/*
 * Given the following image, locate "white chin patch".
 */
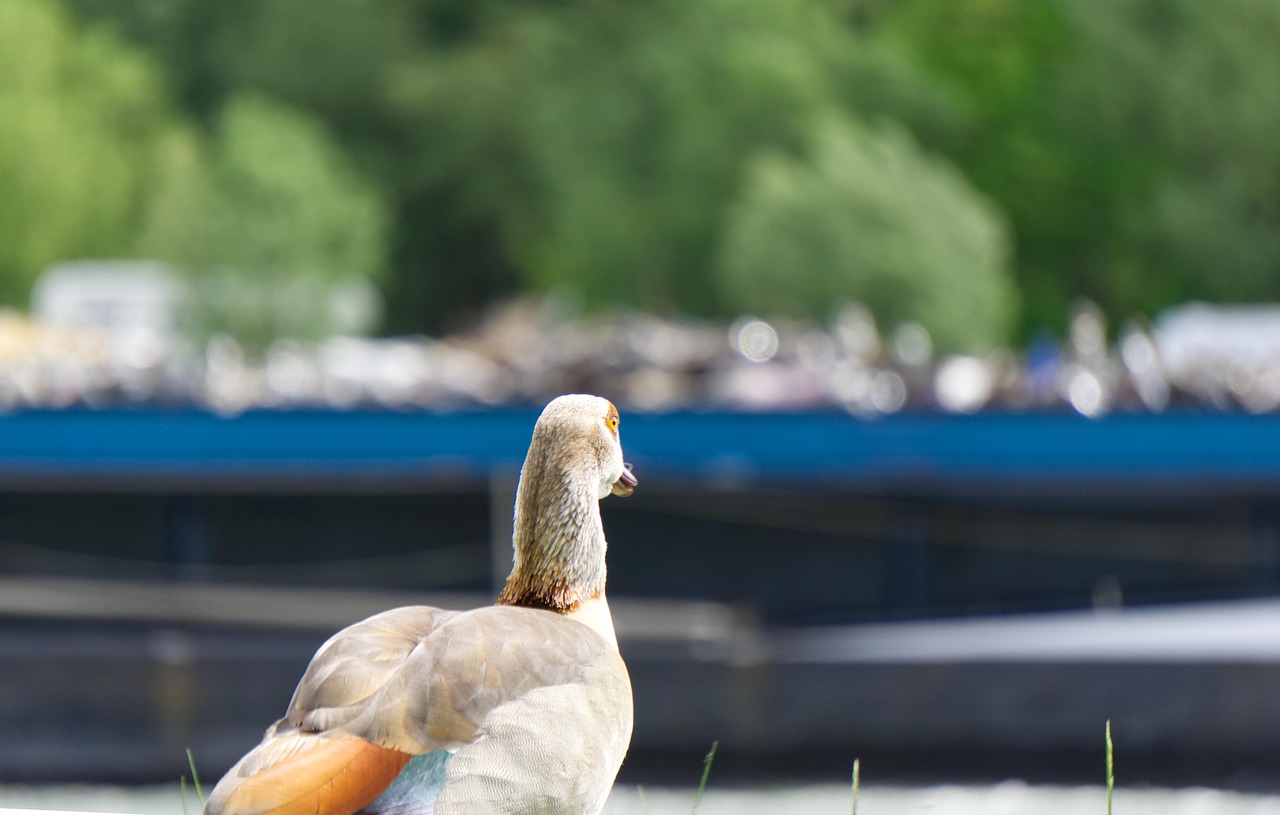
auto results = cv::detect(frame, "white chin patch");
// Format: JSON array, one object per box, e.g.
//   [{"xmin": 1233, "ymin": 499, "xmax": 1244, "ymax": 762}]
[{"xmin": 599, "ymin": 458, "xmax": 624, "ymax": 499}]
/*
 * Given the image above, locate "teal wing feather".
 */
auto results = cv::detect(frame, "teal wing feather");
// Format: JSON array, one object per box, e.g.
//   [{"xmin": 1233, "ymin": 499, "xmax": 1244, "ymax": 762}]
[{"xmin": 359, "ymin": 751, "xmax": 451, "ymax": 815}]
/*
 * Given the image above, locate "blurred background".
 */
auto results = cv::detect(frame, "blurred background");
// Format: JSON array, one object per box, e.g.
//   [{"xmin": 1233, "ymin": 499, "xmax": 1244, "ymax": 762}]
[{"xmin": 4, "ymin": 0, "xmax": 1280, "ymax": 804}]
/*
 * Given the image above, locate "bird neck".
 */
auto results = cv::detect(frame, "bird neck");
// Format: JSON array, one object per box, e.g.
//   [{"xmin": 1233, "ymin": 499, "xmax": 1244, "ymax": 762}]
[{"xmin": 496, "ymin": 454, "xmax": 608, "ymax": 615}]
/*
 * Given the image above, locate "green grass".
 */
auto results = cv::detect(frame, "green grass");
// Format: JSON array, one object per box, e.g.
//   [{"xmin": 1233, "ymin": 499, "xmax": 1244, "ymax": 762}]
[
  {"xmin": 851, "ymin": 758, "xmax": 860, "ymax": 815},
  {"xmin": 682, "ymin": 724, "xmax": 1115, "ymax": 814},
  {"xmin": 180, "ymin": 748, "xmax": 205, "ymax": 815},
  {"xmin": 1106, "ymin": 720, "xmax": 1115, "ymax": 815},
  {"xmin": 691, "ymin": 741, "xmax": 719, "ymax": 815}
]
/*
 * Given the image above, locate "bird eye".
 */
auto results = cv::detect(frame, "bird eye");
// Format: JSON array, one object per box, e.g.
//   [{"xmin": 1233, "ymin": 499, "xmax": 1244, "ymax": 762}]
[{"xmin": 608, "ymin": 416, "xmax": 619, "ymax": 431}]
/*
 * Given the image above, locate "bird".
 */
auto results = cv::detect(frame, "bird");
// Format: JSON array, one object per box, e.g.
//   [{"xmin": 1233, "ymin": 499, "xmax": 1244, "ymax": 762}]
[{"xmin": 205, "ymin": 394, "xmax": 638, "ymax": 815}]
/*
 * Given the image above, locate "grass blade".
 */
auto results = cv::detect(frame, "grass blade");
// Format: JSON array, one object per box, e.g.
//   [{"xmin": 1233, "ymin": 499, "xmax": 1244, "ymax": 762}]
[
  {"xmin": 187, "ymin": 748, "xmax": 206, "ymax": 809},
  {"xmin": 691, "ymin": 741, "xmax": 719, "ymax": 815},
  {"xmin": 1106, "ymin": 720, "xmax": 1114, "ymax": 815},
  {"xmin": 851, "ymin": 758, "xmax": 860, "ymax": 815},
  {"xmin": 180, "ymin": 776, "xmax": 189, "ymax": 815}
]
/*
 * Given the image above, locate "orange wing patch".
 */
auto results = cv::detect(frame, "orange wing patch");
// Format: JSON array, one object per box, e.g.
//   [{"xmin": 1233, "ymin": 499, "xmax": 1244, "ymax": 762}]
[{"xmin": 207, "ymin": 732, "xmax": 412, "ymax": 815}]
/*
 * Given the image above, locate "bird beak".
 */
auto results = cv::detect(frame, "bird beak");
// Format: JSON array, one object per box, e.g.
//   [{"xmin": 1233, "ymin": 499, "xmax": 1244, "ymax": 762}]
[{"xmin": 611, "ymin": 463, "xmax": 637, "ymax": 497}]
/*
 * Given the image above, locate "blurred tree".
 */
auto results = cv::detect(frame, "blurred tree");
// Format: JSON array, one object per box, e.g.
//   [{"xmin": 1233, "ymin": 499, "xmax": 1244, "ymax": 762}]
[
  {"xmin": 870, "ymin": 0, "xmax": 1280, "ymax": 333},
  {"xmin": 64, "ymin": 0, "xmax": 1280, "ymax": 346},
  {"xmin": 869, "ymin": 0, "xmax": 1079, "ymax": 335},
  {"xmin": 138, "ymin": 94, "xmax": 389, "ymax": 350},
  {"xmin": 1058, "ymin": 0, "xmax": 1280, "ymax": 311},
  {"xmin": 68, "ymin": 0, "xmax": 1022, "ymax": 345},
  {"xmin": 0, "ymin": 0, "xmax": 177, "ymax": 305},
  {"xmin": 62, "ymin": 0, "xmax": 253, "ymax": 120},
  {"xmin": 718, "ymin": 116, "xmax": 1015, "ymax": 352},
  {"xmin": 392, "ymin": 0, "xmax": 1011, "ymax": 331},
  {"xmin": 67, "ymin": 0, "xmax": 510, "ymax": 334}
]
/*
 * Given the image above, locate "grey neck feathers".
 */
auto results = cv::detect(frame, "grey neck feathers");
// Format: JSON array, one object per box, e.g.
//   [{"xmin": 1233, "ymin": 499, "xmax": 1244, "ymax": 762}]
[{"xmin": 497, "ymin": 439, "xmax": 607, "ymax": 612}]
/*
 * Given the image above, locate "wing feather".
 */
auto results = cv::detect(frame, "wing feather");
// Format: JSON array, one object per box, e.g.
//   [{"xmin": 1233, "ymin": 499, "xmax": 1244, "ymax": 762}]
[
  {"xmin": 207, "ymin": 603, "xmax": 630, "ymax": 815},
  {"xmin": 205, "ymin": 730, "xmax": 411, "ymax": 815}
]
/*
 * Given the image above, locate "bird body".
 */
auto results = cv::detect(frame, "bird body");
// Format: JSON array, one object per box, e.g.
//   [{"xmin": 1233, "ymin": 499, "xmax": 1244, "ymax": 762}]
[{"xmin": 206, "ymin": 395, "xmax": 636, "ymax": 815}]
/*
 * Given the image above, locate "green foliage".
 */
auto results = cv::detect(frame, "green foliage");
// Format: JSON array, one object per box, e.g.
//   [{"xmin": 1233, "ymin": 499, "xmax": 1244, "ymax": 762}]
[
  {"xmin": 391, "ymin": 0, "xmax": 867, "ymax": 319},
  {"xmin": 0, "ymin": 0, "xmax": 390, "ymax": 350},
  {"xmin": 66, "ymin": 0, "xmax": 1014, "ymax": 342},
  {"xmin": 141, "ymin": 94, "xmax": 386, "ymax": 280},
  {"xmin": 1059, "ymin": 0, "xmax": 1280, "ymax": 311},
  {"xmin": 718, "ymin": 116, "xmax": 1015, "ymax": 352},
  {"xmin": 0, "ymin": 0, "xmax": 176, "ymax": 305},
  {"xmin": 870, "ymin": 0, "xmax": 1081, "ymax": 334},
  {"xmin": 871, "ymin": 0, "xmax": 1280, "ymax": 334},
  {"xmin": 57, "ymin": 0, "xmax": 1280, "ymax": 344},
  {"xmin": 69, "ymin": 0, "xmax": 523, "ymax": 332},
  {"xmin": 139, "ymin": 94, "xmax": 389, "ymax": 349}
]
